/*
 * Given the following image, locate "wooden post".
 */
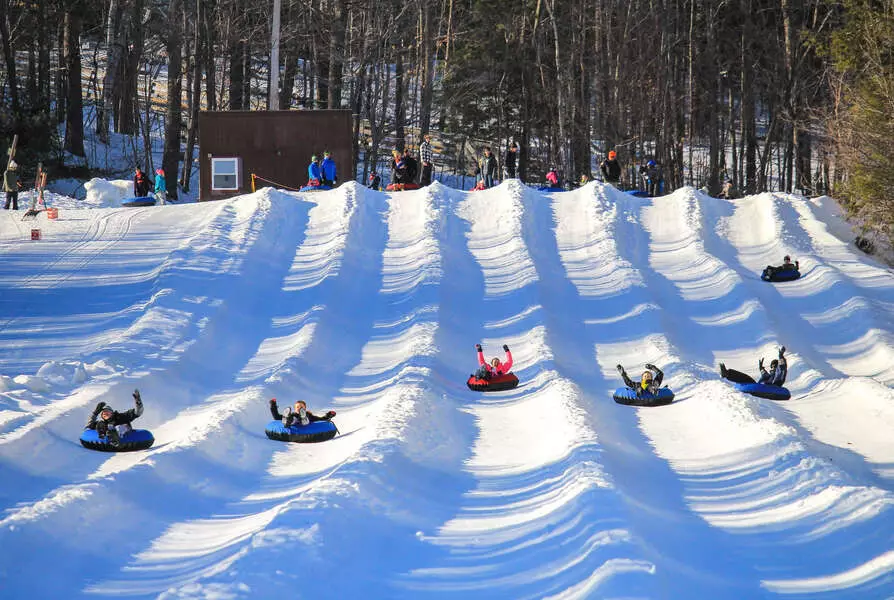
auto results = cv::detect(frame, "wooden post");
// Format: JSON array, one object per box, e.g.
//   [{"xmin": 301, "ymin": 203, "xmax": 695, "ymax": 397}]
[{"xmin": 6, "ymin": 134, "xmax": 17, "ymax": 170}]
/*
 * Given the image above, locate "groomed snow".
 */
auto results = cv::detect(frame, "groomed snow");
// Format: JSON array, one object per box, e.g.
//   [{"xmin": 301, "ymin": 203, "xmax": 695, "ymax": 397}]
[{"xmin": 1, "ymin": 181, "xmax": 892, "ymax": 599}]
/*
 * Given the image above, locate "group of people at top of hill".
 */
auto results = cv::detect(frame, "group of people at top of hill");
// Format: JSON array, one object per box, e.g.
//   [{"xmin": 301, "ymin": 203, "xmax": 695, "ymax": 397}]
[
  {"xmin": 307, "ymin": 151, "xmax": 338, "ymax": 187},
  {"xmin": 133, "ymin": 167, "xmax": 170, "ymax": 204}
]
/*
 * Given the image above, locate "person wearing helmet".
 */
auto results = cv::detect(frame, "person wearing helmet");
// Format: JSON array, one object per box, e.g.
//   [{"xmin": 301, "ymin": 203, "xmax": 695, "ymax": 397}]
[
  {"xmin": 3, "ymin": 159, "xmax": 22, "ymax": 210},
  {"xmin": 473, "ymin": 343, "xmax": 514, "ymax": 380},
  {"xmin": 720, "ymin": 346, "xmax": 788, "ymax": 386},
  {"xmin": 85, "ymin": 390, "xmax": 144, "ymax": 447},
  {"xmin": 307, "ymin": 155, "xmax": 323, "ymax": 187},
  {"xmin": 154, "ymin": 168, "xmax": 167, "ymax": 205},
  {"xmin": 642, "ymin": 160, "xmax": 662, "ymax": 196},
  {"xmin": 321, "ymin": 151, "xmax": 337, "ymax": 186},
  {"xmin": 600, "ymin": 151, "xmax": 621, "ymax": 184},
  {"xmin": 269, "ymin": 398, "xmax": 335, "ymax": 427},
  {"xmin": 616, "ymin": 363, "xmax": 664, "ymax": 396}
]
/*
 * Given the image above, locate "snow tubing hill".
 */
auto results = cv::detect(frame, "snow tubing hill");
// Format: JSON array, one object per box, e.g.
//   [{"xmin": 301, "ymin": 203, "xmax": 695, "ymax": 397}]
[
  {"xmin": 299, "ymin": 185, "xmax": 333, "ymax": 193},
  {"xmin": 613, "ymin": 387, "xmax": 675, "ymax": 407},
  {"xmin": 467, "ymin": 373, "xmax": 519, "ymax": 392},
  {"xmin": 122, "ymin": 197, "xmax": 156, "ymax": 207},
  {"xmin": 79, "ymin": 428, "xmax": 155, "ymax": 452},
  {"xmin": 265, "ymin": 420, "xmax": 338, "ymax": 443},
  {"xmin": 762, "ymin": 268, "xmax": 801, "ymax": 282},
  {"xmin": 385, "ymin": 183, "xmax": 421, "ymax": 192},
  {"xmin": 735, "ymin": 382, "xmax": 792, "ymax": 400}
]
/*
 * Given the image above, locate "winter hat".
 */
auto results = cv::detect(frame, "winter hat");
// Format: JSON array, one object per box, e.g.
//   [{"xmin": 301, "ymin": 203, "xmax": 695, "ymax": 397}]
[
  {"xmin": 8, "ymin": 160, "xmax": 17, "ymax": 170},
  {"xmin": 323, "ymin": 150, "xmax": 331, "ymax": 157},
  {"xmin": 156, "ymin": 168, "xmax": 164, "ymax": 175},
  {"xmin": 100, "ymin": 406, "xmax": 114, "ymax": 420},
  {"xmin": 608, "ymin": 151, "xmax": 616, "ymax": 160},
  {"xmin": 311, "ymin": 155, "xmax": 318, "ymax": 162},
  {"xmin": 647, "ymin": 160, "xmax": 656, "ymax": 167}
]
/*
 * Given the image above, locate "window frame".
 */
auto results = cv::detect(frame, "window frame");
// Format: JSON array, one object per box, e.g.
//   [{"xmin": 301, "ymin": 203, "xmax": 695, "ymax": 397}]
[{"xmin": 211, "ymin": 157, "xmax": 242, "ymax": 191}]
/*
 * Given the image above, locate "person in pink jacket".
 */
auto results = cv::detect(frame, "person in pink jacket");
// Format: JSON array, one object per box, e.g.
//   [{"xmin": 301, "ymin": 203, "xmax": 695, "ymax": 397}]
[{"xmin": 474, "ymin": 343, "xmax": 513, "ymax": 380}]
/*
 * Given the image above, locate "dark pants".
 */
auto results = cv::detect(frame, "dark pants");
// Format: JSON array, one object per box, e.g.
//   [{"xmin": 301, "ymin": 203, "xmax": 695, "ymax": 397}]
[
  {"xmin": 721, "ymin": 367, "xmax": 756, "ymax": 385},
  {"xmin": 505, "ymin": 166, "xmax": 516, "ymax": 179},
  {"xmin": 4, "ymin": 191, "xmax": 18, "ymax": 210},
  {"xmin": 421, "ymin": 163, "xmax": 432, "ymax": 186}
]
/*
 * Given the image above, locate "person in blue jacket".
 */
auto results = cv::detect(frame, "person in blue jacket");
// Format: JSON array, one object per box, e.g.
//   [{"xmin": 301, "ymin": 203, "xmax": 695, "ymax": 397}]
[
  {"xmin": 720, "ymin": 346, "xmax": 788, "ymax": 386},
  {"xmin": 307, "ymin": 155, "xmax": 323, "ymax": 186},
  {"xmin": 321, "ymin": 151, "xmax": 337, "ymax": 186},
  {"xmin": 154, "ymin": 168, "xmax": 167, "ymax": 204}
]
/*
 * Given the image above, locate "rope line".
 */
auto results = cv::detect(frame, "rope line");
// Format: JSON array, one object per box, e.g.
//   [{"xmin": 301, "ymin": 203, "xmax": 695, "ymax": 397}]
[{"xmin": 251, "ymin": 173, "xmax": 304, "ymax": 192}]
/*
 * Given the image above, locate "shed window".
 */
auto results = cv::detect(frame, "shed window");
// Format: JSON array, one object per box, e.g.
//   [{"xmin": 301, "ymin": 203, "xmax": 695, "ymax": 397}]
[{"xmin": 211, "ymin": 157, "xmax": 241, "ymax": 190}]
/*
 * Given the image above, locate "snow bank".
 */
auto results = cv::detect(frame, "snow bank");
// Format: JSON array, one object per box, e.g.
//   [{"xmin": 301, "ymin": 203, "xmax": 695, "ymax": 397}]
[{"xmin": 82, "ymin": 178, "xmax": 134, "ymax": 208}]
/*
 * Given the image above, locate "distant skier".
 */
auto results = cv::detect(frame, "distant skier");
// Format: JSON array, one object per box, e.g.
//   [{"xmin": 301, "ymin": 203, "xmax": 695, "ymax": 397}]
[
  {"xmin": 154, "ymin": 168, "xmax": 167, "ymax": 205},
  {"xmin": 720, "ymin": 347, "xmax": 788, "ymax": 386},
  {"xmin": 764, "ymin": 255, "xmax": 800, "ymax": 278},
  {"xmin": 473, "ymin": 343, "xmax": 513, "ymax": 380},
  {"xmin": 479, "ymin": 146, "xmax": 498, "ymax": 189},
  {"xmin": 420, "ymin": 134, "xmax": 434, "ymax": 186},
  {"xmin": 307, "ymin": 155, "xmax": 323, "ymax": 187},
  {"xmin": 134, "ymin": 167, "xmax": 151, "ymax": 197},
  {"xmin": 617, "ymin": 364, "xmax": 664, "ymax": 396},
  {"xmin": 269, "ymin": 398, "xmax": 335, "ymax": 427},
  {"xmin": 600, "ymin": 151, "xmax": 621, "ymax": 184},
  {"xmin": 3, "ymin": 160, "xmax": 22, "ymax": 210},
  {"xmin": 368, "ymin": 170, "xmax": 381, "ymax": 190},
  {"xmin": 85, "ymin": 390, "xmax": 144, "ymax": 447},
  {"xmin": 321, "ymin": 151, "xmax": 337, "ymax": 186},
  {"xmin": 504, "ymin": 142, "xmax": 518, "ymax": 179}
]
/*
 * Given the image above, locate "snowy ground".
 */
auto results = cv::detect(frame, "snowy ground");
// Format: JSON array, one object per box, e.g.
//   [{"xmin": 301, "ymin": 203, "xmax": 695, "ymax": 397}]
[{"xmin": 0, "ymin": 182, "xmax": 892, "ymax": 599}]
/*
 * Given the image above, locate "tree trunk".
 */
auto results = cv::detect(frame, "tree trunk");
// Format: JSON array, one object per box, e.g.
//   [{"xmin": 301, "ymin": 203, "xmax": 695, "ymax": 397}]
[
  {"xmin": 182, "ymin": 0, "xmax": 202, "ymax": 191},
  {"xmin": 419, "ymin": 0, "xmax": 434, "ymax": 135},
  {"xmin": 327, "ymin": 0, "xmax": 346, "ymax": 108},
  {"xmin": 229, "ymin": 39, "xmax": 244, "ymax": 109},
  {"xmin": 119, "ymin": 0, "xmax": 143, "ymax": 135},
  {"xmin": 395, "ymin": 48, "xmax": 405, "ymax": 150},
  {"xmin": 0, "ymin": 0, "xmax": 21, "ymax": 116},
  {"xmin": 63, "ymin": 9, "xmax": 85, "ymax": 156},
  {"xmin": 204, "ymin": 0, "xmax": 216, "ymax": 110},
  {"xmin": 98, "ymin": 0, "xmax": 124, "ymax": 144},
  {"xmin": 162, "ymin": 0, "xmax": 183, "ymax": 199}
]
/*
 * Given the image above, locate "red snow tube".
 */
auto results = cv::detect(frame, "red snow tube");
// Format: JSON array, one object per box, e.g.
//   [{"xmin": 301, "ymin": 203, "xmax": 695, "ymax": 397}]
[
  {"xmin": 467, "ymin": 372, "xmax": 519, "ymax": 392},
  {"xmin": 385, "ymin": 182, "xmax": 421, "ymax": 192}
]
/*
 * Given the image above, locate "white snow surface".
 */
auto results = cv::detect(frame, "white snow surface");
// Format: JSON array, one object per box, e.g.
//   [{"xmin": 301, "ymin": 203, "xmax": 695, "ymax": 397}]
[{"xmin": 1, "ymin": 181, "xmax": 893, "ymax": 599}]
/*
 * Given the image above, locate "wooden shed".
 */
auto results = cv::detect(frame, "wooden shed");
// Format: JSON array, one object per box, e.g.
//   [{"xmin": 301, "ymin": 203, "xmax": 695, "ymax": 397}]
[{"xmin": 198, "ymin": 110, "xmax": 354, "ymax": 201}]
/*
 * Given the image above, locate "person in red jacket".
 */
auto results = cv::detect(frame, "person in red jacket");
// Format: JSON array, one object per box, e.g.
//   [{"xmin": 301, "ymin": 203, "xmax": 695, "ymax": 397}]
[{"xmin": 474, "ymin": 343, "xmax": 513, "ymax": 380}]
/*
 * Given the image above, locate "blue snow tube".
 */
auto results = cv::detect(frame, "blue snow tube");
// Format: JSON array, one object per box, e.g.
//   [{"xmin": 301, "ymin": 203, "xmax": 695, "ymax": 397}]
[
  {"xmin": 79, "ymin": 428, "xmax": 155, "ymax": 452},
  {"xmin": 625, "ymin": 189, "xmax": 650, "ymax": 198},
  {"xmin": 613, "ymin": 387, "xmax": 675, "ymax": 407},
  {"xmin": 734, "ymin": 382, "xmax": 791, "ymax": 400},
  {"xmin": 265, "ymin": 420, "xmax": 338, "ymax": 443},
  {"xmin": 122, "ymin": 197, "xmax": 156, "ymax": 207},
  {"xmin": 299, "ymin": 184, "xmax": 333, "ymax": 193},
  {"xmin": 761, "ymin": 268, "xmax": 801, "ymax": 282}
]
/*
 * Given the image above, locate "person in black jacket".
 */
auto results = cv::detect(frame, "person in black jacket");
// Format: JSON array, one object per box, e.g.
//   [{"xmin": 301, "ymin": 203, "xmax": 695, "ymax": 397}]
[
  {"xmin": 134, "ymin": 168, "xmax": 151, "ymax": 197},
  {"xmin": 617, "ymin": 364, "xmax": 664, "ymax": 396},
  {"xmin": 479, "ymin": 146, "xmax": 498, "ymax": 189},
  {"xmin": 600, "ymin": 151, "xmax": 621, "ymax": 184},
  {"xmin": 720, "ymin": 347, "xmax": 788, "ymax": 386},
  {"xmin": 403, "ymin": 148, "xmax": 419, "ymax": 184},
  {"xmin": 368, "ymin": 170, "xmax": 381, "ymax": 190},
  {"xmin": 504, "ymin": 142, "xmax": 518, "ymax": 179},
  {"xmin": 269, "ymin": 398, "xmax": 335, "ymax": 428},
  {"xmin": 85, "ymin": 390, "xmax": 144, "ymax": 446}
]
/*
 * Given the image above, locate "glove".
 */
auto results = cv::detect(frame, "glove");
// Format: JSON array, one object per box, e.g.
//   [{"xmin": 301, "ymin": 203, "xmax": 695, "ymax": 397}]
[
  {"xmin": 759, "ymin": 358, "xmax": 764, "ymax": 370},
  {"xmin": 778, "ymin": 346, "xmax": 786, "ymax": 358},
  {"xmin": 133, "ymin": 389, "xmax": 141, "ymax": 402},
  {"xmin": 269, "ymin": 398, "xmax": 277, "ymax": 406},
  {"xmin": 502, "ymin": 344, "xmax": 509, "ymax": 352},
  {"xmin": 325, "ymin": 410, "xmax": 336, "ymax": 420},
  {"xmin": 93, "ymin": 401, "xmax": 106, "ymax": 414},
  {"xmin": 645, "ymin": 363, "xmax": 656, "ymax": 371},
  {"xmin": 616, "ymin": 364, "xmax": 624, "ymax": 373},
  {"xmin": 475, "ymin": 344, "xmax": 482, "ymax": 352}
]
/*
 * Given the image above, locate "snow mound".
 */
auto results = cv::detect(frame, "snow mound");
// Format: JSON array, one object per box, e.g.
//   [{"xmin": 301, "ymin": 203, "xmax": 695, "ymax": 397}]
[{"xmin": 82, "ymin": 178, "xmax": 135, "ymax": 208}]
